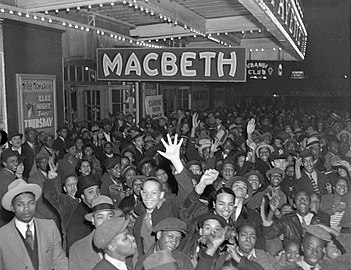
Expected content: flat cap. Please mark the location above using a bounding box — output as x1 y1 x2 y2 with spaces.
93 217 130 249
152 217 187 234
300 149 313 159
137 157 156 173
244 170 264 184
126 175 146 189
64 140 76 150
1 148 19 162
269 149 289 161
305 225 331 242
266 168 285 179
105 156 121 171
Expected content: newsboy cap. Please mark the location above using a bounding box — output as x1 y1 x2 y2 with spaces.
152 217 187 234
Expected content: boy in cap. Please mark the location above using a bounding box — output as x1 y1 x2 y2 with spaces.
57 140 79 181
135 217 193 270
263 168 287 209
92 217 136 270
69 195 123 270
0 179 68 269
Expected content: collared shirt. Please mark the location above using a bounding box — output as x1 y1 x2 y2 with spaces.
59 136 65 142
15 218 35 239
306 170 318 184
12 146 22 155
296 257 321 269
297 212 314 226
27 141 35 150
104 254 128 270
40 169 48 178
103 132 111 142
234 200 243 221
237 246 257 260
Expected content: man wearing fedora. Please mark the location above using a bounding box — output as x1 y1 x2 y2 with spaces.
0 148 23 226
92 217 137 270
69 195 123 270
0 179 68 269
66 174 101 252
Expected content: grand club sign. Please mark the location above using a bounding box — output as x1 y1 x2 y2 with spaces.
97 48 246 82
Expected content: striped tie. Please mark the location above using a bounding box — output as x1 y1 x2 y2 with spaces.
309 174 320 194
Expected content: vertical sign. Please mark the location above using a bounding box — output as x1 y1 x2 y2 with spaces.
145 95 164 119
16 74 57 135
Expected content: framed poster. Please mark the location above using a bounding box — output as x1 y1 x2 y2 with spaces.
16 74 57 135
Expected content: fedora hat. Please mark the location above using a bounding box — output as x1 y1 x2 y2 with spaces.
126 175 147 189
84 195 123 221
2 179 42 211
255 142 274 157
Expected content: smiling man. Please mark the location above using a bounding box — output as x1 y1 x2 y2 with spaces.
135 217 193 270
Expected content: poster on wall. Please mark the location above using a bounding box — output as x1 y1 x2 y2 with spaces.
16 74 57 135
145 95 165 119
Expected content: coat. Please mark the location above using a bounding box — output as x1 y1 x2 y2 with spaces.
69 230 101 270
0 218 68 270
0 168 17 226
92 257 133 270
22 141 39 179
295 170 330 195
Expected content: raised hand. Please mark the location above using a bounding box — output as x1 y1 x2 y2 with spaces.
210 139 221 153
199 169 219 186
157 134 184 173
247 118 256 134
48 156 58 173
192 113 200 130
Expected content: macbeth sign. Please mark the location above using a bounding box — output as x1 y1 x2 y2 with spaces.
97 48 246 82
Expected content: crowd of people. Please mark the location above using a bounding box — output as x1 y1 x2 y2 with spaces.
0 100 350 270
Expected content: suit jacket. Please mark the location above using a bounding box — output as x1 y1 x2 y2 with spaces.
0 168 17 226
22 141 39 179
295 170 329 195
92 258 133 270
53 137 66 160
0 218 68 270
69 230 101 270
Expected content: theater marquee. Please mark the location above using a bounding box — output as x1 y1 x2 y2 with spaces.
97 48 246 82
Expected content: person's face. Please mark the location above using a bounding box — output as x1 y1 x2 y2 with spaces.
81 185 100 207
132 179 143 196
141 162 153 177
144 142 154 151
237 226 256 254
37 157 49 172
43 135 54 148
75 138 84 150
110 229 137 257
83 146 94 157
123 152 134 164
294 192 310 215
259 147 270 162
325 242 341 259
310 194 321 213
141 180 164 210
120 157 130 168
189 164 202 175
59 129 68 139
223 140 234 154
335 179 348 196
124 168 136 181
3 156 19 172
340 134 349 143
285 166 295 177
237 156 245 168
92 209 115 228
202 147 210 160
302 235 325 266
134 136 144 148
285 126 292 134
26 131 36 143
157 230 183 251
286 242 300 264
10 135 22 148
310 145 320 159
329 142 339 155
67 146 77 157
181 123 190 133
221 164 235 180
274 139 282 148
337 167 347 177
281 205 293 215
64 176 78 197
104 143 113 154
80 161 92 176
103 124 112 133
213 193 235 220
269 173 283 187
303 156 314 173
11 193 36 223
156 169 168 183
286 143 297 152
247 175 260 191
200 219 223 238
232 181 248 199
109 163 122 179
272 159 287 171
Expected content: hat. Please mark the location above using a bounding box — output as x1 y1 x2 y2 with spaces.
284 138 298 149
81 128 90 134
64 140 76 150
198 212 227 228
300 149 313 159
93 217 130 249
131 130 144 141
244 170 264 184
77 175 100 197
304 225 331 242
104 156 121 171
126 175 147 189
143 250 178 270
121 165 136 179
185 160 202 170
42 132 54 140
228 123 241 131
152 217 187 234
206 116 217 128
255 142 274 157
226 176 253 203
35 151 50 161
137 157 156 173
1 148 19 162
0 130 8 145
9 131 23 140
218 158 236 172
91 125 100 132
144 135 155 144
336 130 351 141
330 155 343 168
2 179 42 211
24 127 37 135
101 118 111 127
306 137 320 149
270 149 289 161
266 168 285 179
84 195 123 221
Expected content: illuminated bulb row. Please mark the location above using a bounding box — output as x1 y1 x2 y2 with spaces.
249 48 282 52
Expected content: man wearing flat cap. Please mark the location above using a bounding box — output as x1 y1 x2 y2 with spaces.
92 217 136 270
100 156 123 204
263 167 287 210
66 174 100 252
135 217 193 270
0 179 68 269
69 195 123 270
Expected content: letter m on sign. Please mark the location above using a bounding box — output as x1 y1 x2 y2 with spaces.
103 53 122 77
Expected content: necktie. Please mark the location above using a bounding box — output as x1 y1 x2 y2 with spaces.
144 212 153 231
25 224 34 249
301 217 307 228
309 174 320 194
